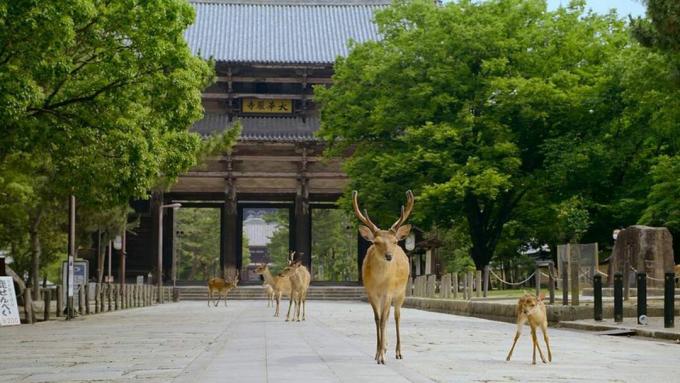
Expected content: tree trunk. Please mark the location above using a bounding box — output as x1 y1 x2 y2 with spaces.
29 208 44 301
464 190 525 271
97 231 105 284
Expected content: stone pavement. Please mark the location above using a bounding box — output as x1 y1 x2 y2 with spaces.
1 301 679 383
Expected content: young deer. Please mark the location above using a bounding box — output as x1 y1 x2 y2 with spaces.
506 292 552 364
353 190 413 364
207 269 239 307
254 263 292 317
279 257 311 322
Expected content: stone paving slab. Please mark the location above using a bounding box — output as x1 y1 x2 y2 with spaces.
1 301 679 382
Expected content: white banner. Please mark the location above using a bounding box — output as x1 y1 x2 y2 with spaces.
0 277 21 326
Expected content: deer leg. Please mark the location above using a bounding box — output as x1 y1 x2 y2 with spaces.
531 327 546 364
275 292 281 317
370 300 381 362
286 291 295 321
541 323 551 362
301 293 306 321
506 318 525 362
207 290 211 307
377 298 391 364
394 303 403 359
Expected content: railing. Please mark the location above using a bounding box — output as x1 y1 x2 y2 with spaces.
21 283 175 324
592 271 676 328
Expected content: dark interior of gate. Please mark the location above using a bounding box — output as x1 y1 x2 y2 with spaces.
114 1 387 286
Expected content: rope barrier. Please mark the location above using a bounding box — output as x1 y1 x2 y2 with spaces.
630 266 666 282
489 269 536 286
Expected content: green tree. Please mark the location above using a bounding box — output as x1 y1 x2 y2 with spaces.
317 0 629 270
0 1 239 294
311 209 357 281
176 208 220 280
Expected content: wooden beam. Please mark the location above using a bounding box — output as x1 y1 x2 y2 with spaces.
181 171 347 179
202 93 309 100
217 76 332 84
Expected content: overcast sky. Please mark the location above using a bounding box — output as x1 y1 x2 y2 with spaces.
546 0 646 17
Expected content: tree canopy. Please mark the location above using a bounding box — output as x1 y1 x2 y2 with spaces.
317 0 679 269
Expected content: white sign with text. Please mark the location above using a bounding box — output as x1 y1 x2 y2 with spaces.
0 277 21 326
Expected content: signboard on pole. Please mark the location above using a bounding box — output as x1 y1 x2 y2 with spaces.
62 260 88 303
0 277 20 326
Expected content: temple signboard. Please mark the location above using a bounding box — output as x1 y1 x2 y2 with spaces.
241 98 293 114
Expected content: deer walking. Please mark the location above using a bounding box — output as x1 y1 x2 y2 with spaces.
280 255 311 322
254 263 292 317
506 292 552 364
353 190 413 364
207 269 239 307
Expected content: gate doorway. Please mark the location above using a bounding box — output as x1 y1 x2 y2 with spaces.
175 207 221 283
311 207 358 282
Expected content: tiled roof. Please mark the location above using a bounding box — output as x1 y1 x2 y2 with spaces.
186 0 385 64
192 113 320 141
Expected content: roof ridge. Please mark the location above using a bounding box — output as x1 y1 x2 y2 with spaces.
190 0 390 6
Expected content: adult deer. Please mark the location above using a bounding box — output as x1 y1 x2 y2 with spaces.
279 255 311 322
254 262 292 317
207 269 239 307
353 190 413 364
262 283 275 307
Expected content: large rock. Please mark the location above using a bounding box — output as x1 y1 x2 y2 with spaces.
609 225 675 287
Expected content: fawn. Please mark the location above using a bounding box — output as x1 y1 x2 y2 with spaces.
506 292 552 364
207 269 239 307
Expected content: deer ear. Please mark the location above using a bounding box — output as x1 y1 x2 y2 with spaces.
394 224 412 241
358 225 375 242
538 292 545 301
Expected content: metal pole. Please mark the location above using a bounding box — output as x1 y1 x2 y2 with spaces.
66 195 76 319
664 272 675 328
561 261 569 305
157 206 163 303
636 272 646 325
614 272 623 323
483 266 489 298
107 241 112 283
548 261 555 304
535 264 541 298
593 274 602 321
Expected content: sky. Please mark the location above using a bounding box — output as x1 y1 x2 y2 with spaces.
546 0 646 17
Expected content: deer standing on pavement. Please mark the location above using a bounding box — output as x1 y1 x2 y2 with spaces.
353 190 413 364
506 292 552 364
279 253 311 322
207 269 239 307
254 263 292 317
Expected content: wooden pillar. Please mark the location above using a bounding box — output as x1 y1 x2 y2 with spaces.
151 191 163 302
294 177 311 271
119 230 126 305
221 183 238 277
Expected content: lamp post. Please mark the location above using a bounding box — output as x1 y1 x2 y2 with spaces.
157 203 181 302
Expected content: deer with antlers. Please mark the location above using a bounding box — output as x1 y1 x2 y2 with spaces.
279 252 311 322
353 190 413 364
254 261 292 317
207 269 239 307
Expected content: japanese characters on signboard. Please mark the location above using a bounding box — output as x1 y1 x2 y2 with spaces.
0 277 20 326
241 98 293 115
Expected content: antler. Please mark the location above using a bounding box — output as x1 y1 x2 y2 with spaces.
288 251 296 265
391 190 415 231
352 191 380 233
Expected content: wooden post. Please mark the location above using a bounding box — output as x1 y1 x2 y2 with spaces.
475 270 482 298
78 284 85 314
548 262 556 304
100 283 105 312
483 266 489 298
570 257 580 306
535 264 541 298
56 285 63 317
561 261 569 305
95 284 100 313
114 285 119 310
43 289 51 321
24 288 34 324
85 284 90 315
594 274 603 321
452 273 459 299
107 284 112 311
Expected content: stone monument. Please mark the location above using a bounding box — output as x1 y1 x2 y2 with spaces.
609 225 675 288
